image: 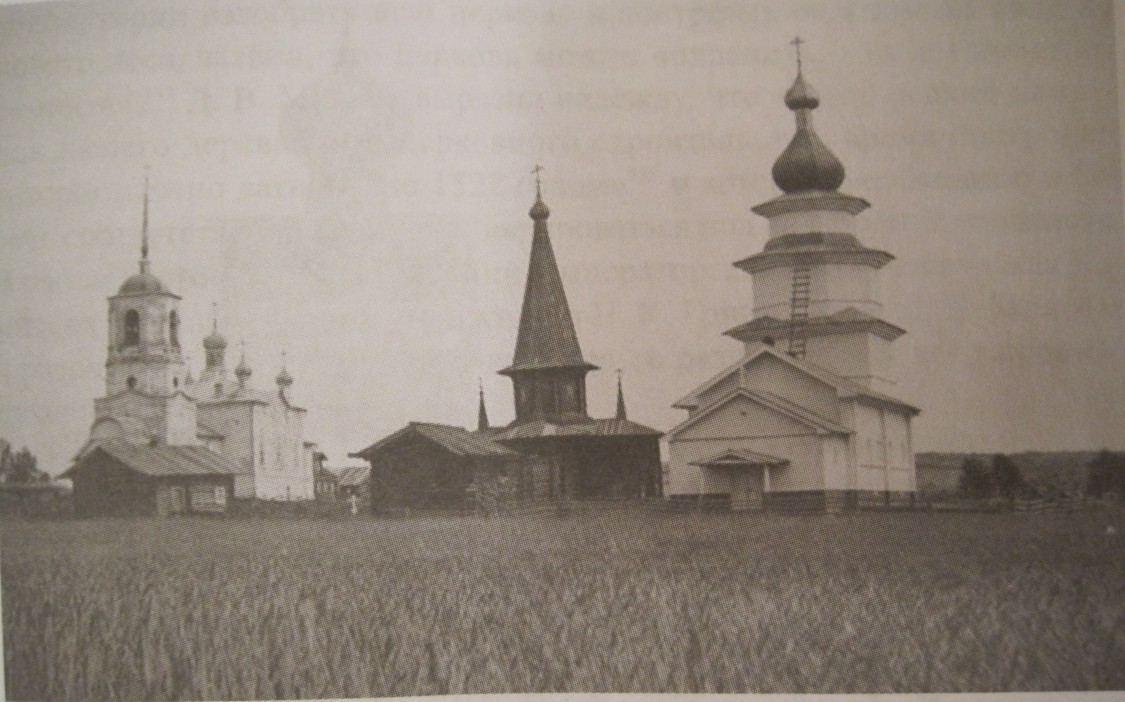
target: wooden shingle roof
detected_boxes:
[350,422,521,461]
[499,195,597,375]
[64,439,246,478]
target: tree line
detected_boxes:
[0,441,47,485]
[958,450,1125,500]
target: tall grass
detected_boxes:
[3,509,1124,699]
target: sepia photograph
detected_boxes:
[1,0,1123,699]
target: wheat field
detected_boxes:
[2,508,1123,699]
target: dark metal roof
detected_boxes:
[733,245,893,275]
[500,200,596,375]
[333,465,370,486]
[115,271,176,297]
[667,387,851,438]
[350,422,521,461]
[495,417,662,442]
[64,439,246,478]
[724,307,907,344]
[691,449,790,468]
[673,344,920,415]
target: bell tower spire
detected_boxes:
[724,40,905,392]
[477,379,490,431]
[615,369,627,421]
[500,167,598,424]
[140,167,151,274]
[105,170,186,396]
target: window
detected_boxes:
[169,310,180,348]
[214,486,227,505]
[127,376,137,390]
[123,309,140,347]
[214,383,222,398]
[173,377,179,389]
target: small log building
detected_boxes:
[63,439,242,517]
[351,180,663,511]
[351,422,551,511]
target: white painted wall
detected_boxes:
[742,354,841,423]
[250,400,314,501]
[853,402,916,493]
[164,393,198,445]
[199,402,255,473]
[821,434,853,490]
[668,434,825,495]
[752,264,883,321]
[105,294,186,396]
[667,392,828,495]
[766,209,857,238]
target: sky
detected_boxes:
[1,0,1123,475]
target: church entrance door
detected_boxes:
[727,468,764,512]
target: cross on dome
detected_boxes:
[791,36,805,72]
[529,164,550,220]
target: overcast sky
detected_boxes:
[1,0,1123,475]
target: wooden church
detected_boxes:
[664,44,920,512]
[352,176,663,510]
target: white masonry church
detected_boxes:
[67,186,318,513]
[665,45,920,512]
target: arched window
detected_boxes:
[169,310,180,348]
[123,310,140,347]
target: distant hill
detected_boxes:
[916,451,1099,495]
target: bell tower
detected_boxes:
[724,40,905,392]
[105,177,187,396]
[499,167,599,424]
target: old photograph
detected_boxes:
[1,0,1123,698]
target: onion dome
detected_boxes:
[529,165,550,220]
[118,271,169,295]
[119,172,172,295]
[203,325,227,351]
[784,72,819,110]
[276,366,294,389]
[235,351,252,385]
[771,69,846,194]
[529,193,550,221]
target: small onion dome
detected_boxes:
[276,366,294,388]
[235,356,252,383]
[529,195,550,221]
[771,72,845,193]
[784,71,820,110]
[203,327,228,351]
[118,271,169,295]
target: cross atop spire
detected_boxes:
[531,164,544,198]
[277,350,294,390]
[528,164,550,221]
[791,36,805,73]
[211,302,218,333]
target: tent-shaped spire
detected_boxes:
[615,369,627,420]
[500,168,597,376]
[477,380,490,431]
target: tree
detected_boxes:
[992,453,1026,500]
[959,456,993,497]
[1,446,46,484]
[1087,450,1125,498]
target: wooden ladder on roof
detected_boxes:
[787,265,811,359]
